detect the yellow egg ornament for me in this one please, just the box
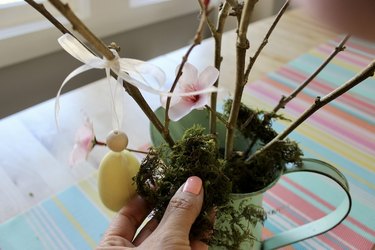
[98,150,140,211]
[98,130,140,212]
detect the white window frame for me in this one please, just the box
[0,0,89,37]
[0,0,199,68]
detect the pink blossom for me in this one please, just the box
[69,117,96,166]
[162,63,219,121]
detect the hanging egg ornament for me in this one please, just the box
[98,150,140,211]
[98,130,139,212]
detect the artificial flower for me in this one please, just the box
[161,63,219,121]
[69,117,96,166]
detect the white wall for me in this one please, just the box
[0,0,199,68]
[0,0,282,117]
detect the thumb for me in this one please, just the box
[158,176,204,236]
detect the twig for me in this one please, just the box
[226,0,241,17]
[164,5,207,131]
[270,34,351,115]
[48,0,115,60]
[209,2,231,136]
[226,0,238,7]
[25,0,70,35]
[94,139,152,155]
[240,0,290,157]
[247,34,350,155]
[243,0,290,84]
[26,0,175,147]
[118,73,175,146]
[24,0,98,56]
[205,105,229,127]
[126,148,151,155]
[247,59,375,162]
[240,112,256,130]
[94,138,152,155]
[225,0,258,159]
[94,138,106,146]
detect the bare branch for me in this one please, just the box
[164,5,207,131]
[225,0,258,159]
[270,34,351,115]
[121,76,175,146]
[225,0,238,7]
[25,0,70,35]
[209,2,231,136]
[247,59,375,162]
[205,105,229,127]
[246,34,350,154]
[48,0,115,60]
[25,0,98,55]
[243,0,290,84]
[26,0,175,146]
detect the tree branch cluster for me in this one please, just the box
[25,0,374,167]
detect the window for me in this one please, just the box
[0,0,22,6]
[0,0,89,40]
[0,0,198,68]
[0,0,90,67]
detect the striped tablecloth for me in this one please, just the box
[1,37,374,250]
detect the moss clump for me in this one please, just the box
[136,100,303,249]
[223,99,278,144]
[136,126,232,242]
[212,200,266,249]
[223,100,303,192]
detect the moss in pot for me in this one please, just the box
[135,100,303,249]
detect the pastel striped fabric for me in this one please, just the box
[0,37,374,250]
[244,36,375,249]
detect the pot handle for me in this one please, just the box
[262,158,352,250]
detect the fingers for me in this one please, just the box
[157,176,204,237]
[191,240,209,250]
[98,195,151,248]
[99,176,205,249]
[132,217,158,246]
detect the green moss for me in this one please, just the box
[136,100,303,248]
[224,138,302,193]
[136,126,232,242]
[223,99,303,192]
[212,200,266,249]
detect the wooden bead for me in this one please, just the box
[106,130,128,152]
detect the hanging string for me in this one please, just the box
[105,67,121,131]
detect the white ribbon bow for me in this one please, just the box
[55,34,166,124]
[56,34,218,125]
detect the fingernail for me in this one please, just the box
[183,176,202,195]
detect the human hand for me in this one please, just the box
[97,176,208,250]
